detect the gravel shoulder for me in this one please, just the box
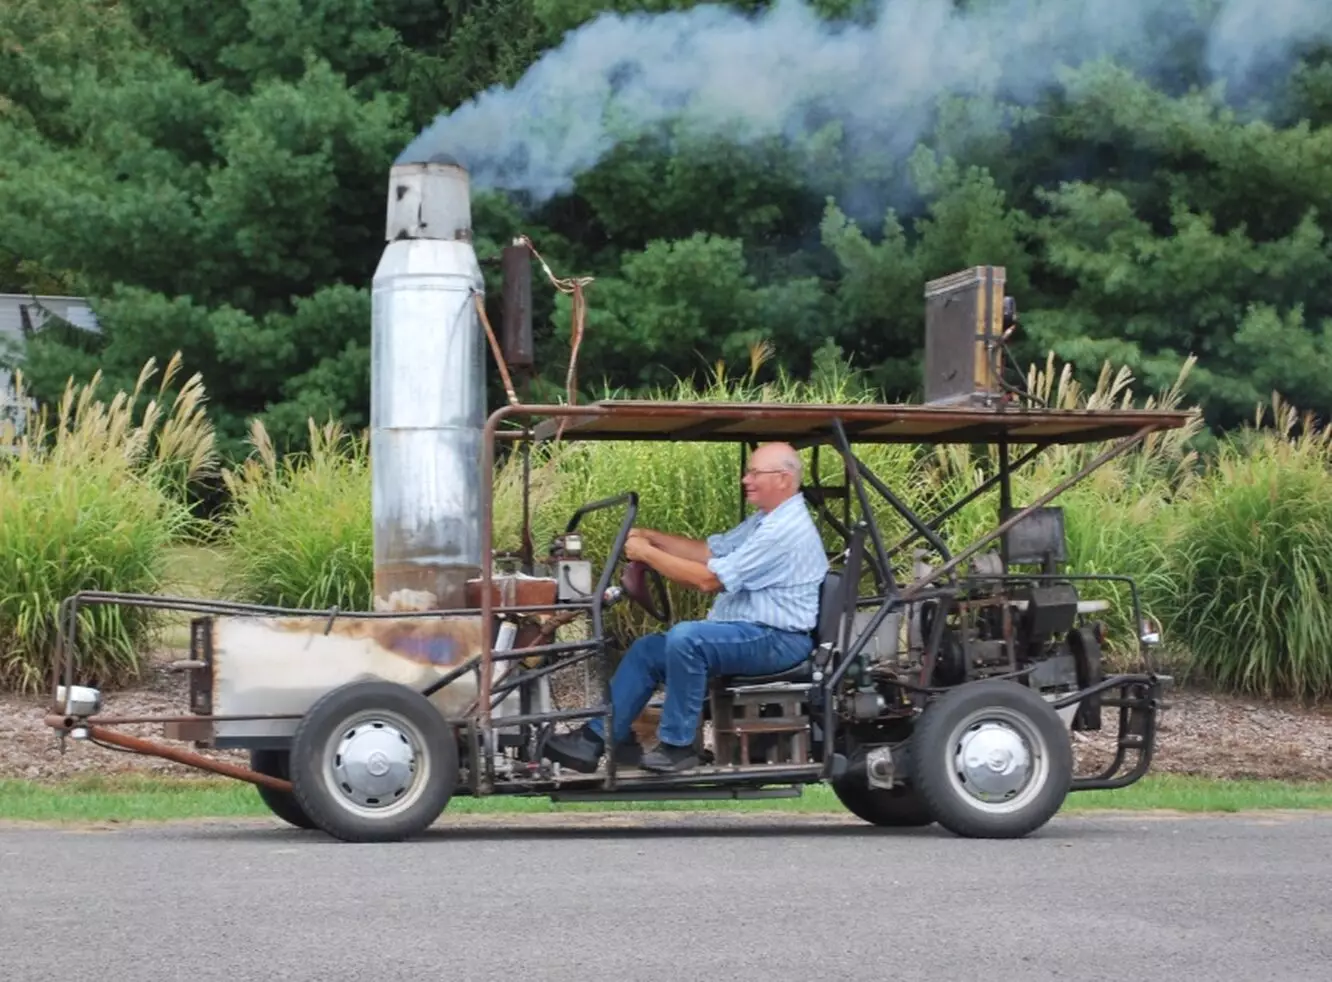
[6,649,1332,783]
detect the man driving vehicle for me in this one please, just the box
[543,441,830,774]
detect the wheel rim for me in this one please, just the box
[321,709,431,819]
[944,706,1049,814]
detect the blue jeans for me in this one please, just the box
[587,620,813,747]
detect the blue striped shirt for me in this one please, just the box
[704,492,829,633]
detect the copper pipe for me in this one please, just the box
[44,715,293,793]
[78,713,302,725]
[477,403,514,789]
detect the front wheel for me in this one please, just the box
[288,680,459,843]
[909,680,1072,839]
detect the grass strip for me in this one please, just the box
[3,773,1332,825]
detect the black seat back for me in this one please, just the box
[814,570,845,646]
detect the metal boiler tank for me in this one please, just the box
[371,156,486,612]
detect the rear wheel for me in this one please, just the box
[250,748,315,830]
[288,680,458,843]
[832,776,934,827]
[909,680,1072,839]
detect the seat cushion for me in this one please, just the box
[725,661,814,686]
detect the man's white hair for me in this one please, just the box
[772,445,802,482]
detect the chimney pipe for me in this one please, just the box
[500,240,534,372]
[370,157,485,611]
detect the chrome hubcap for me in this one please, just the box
[947,707,1048,814]
[325,710,429,817]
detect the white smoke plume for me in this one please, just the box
[398,0,1332,203]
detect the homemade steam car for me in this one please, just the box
[43,161,1191,842]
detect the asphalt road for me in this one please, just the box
[2,810,1329,981]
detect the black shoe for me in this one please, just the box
[640,742,699,773]
[544,725,642,773]
[543,725,604,773]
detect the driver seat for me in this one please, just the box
[706,569,846,766]
[726,569,845,686]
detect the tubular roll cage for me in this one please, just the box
[47,398,1189,799]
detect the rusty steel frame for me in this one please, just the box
[41,589,598,790]
[40,395,1186,800]
[474,401,1184,779]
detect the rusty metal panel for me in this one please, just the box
[465,572,557,610]
[923,265,1005,407]
[209,614,486,744]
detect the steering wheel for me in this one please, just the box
[619,560,672,624]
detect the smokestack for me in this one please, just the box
[371,155,486,611]
[500,240,534,373]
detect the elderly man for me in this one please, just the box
[543,441,830,774]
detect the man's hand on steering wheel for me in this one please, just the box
[626,527,658,548]
[624,533,651,563]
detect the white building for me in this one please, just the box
[0,294,103,450]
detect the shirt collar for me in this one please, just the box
[757,491,805,523]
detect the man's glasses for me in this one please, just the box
[744,467,787,478]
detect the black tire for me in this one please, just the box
[831,777,934,827]
[909,679,1072,839]
[287,680,459,843]
[250,748,316,830]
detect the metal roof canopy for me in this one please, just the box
[523,399,1195,446]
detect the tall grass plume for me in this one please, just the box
[1162,398,1332,700]
[0,356,215,692]
[222,419,375,610]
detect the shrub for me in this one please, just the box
[221,419,375,610]
[218,346,928,639]
[0,357,215,693]
[1161,399,1332,700]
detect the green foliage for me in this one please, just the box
[551,232,826,391]
[220,419,375,610]
[1161,400,1332,700]
[0,357,216,692]
[1,0,411,455]
[12,344,1332,702]
[196,346,1332,701]
[5,0,1332,449]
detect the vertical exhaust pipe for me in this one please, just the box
[371,154,486,612]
